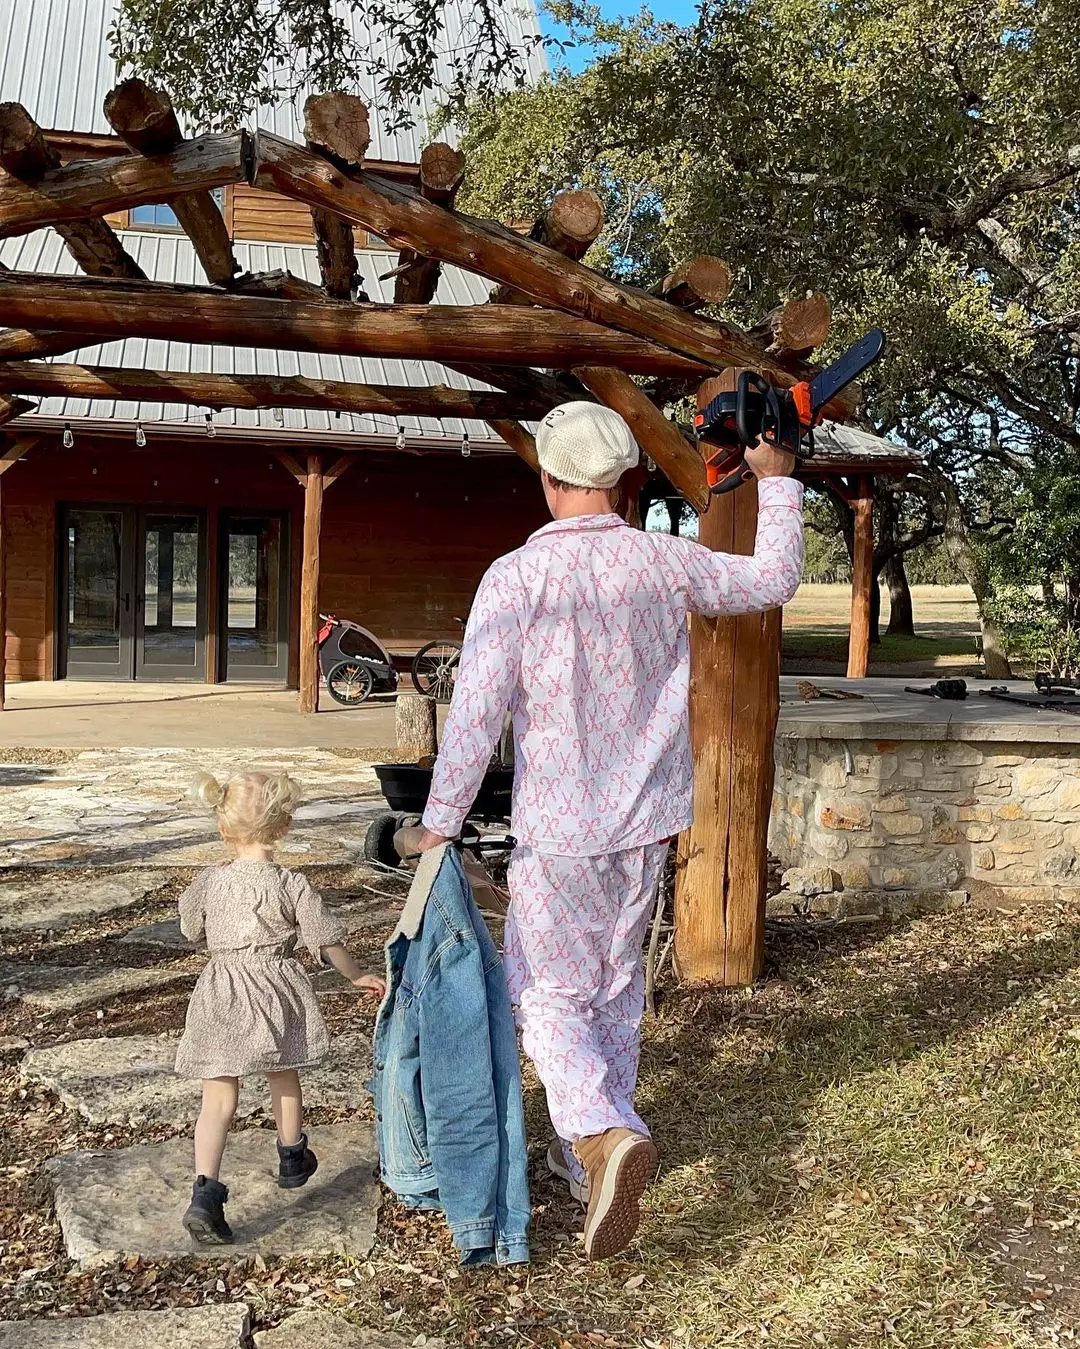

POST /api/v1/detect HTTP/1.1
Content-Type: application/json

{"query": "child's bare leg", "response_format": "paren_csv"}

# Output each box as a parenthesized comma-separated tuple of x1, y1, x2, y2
(194, 1076, 239, 1178)
(268, 1069, 303, 1146)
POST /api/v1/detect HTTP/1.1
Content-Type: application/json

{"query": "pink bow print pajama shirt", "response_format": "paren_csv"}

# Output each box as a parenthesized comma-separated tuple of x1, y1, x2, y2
(423, 479, 805, 1166)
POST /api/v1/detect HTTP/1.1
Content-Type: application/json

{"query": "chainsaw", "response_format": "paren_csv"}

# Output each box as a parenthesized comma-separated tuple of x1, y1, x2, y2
(693, 328, 887, 495)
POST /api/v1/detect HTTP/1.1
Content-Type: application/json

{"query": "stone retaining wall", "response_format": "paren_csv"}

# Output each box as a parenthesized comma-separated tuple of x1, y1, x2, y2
(770, 735, 1080, 908)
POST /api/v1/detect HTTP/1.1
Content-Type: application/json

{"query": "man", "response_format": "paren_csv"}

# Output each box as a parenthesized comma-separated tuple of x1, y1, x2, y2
(417, 402, 804, 1259)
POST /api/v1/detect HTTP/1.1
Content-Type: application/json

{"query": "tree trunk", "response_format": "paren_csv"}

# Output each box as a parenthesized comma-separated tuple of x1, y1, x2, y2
(884, 552, 915, 636)
(940, 476, 1011, 677)
(869, 569, 882, 646)
(396, 694, 438, 762)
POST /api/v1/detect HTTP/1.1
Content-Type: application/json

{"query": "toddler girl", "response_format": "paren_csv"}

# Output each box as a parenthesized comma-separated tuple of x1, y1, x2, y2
(174, 769, 384, 1245)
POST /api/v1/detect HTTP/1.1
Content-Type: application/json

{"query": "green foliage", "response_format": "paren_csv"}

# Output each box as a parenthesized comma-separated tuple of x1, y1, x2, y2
(111, 0, 543, 131)
(904, 537, 956, 586)
(986, 584, 1080, 675)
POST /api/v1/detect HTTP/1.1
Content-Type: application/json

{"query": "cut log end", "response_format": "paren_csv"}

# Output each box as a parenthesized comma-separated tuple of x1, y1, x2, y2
(102, 78, 179, 153)
(0, 102, 52, 180)
(419, 143, 466, 198)
(539, 188, 605, 258)
(304, 92, 371, 167)
(653, 257, 733, 311)
(752, 291, 832, 357)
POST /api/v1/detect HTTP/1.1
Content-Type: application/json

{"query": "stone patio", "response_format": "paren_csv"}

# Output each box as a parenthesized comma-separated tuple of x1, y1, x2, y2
(0, 870, 173, 932)
(253, 1310, 444, 1347)
(0, 961, 192, 1013)
(47, 1121, 380, 1268)
(22, 1030, 372, 1126)
(0, 1305, 251, 1348)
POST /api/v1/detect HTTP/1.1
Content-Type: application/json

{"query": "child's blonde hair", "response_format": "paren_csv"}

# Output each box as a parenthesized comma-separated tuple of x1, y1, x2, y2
(193, 770, 301, 846)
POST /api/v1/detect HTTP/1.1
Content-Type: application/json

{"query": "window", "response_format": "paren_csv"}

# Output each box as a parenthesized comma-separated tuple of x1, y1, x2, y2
(129, 189, 225, 230)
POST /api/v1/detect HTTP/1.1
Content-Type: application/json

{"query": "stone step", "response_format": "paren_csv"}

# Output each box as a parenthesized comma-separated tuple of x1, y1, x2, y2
(0, 1303, 250, 1348)
(22, 1031, 372, 1126)
(47, 1121, 379, 1269)
(0, 961, 190, 1013)
(254, 1309, 444, 1348)
(0, 870, 173, 933)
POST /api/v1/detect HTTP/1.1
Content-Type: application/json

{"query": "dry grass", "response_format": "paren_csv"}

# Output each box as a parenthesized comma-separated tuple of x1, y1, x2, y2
(3, 886, 1080, 1346)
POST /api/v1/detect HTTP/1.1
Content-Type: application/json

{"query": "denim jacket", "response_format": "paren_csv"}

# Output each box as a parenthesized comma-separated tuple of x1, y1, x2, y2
(370, 843, 530, 1265)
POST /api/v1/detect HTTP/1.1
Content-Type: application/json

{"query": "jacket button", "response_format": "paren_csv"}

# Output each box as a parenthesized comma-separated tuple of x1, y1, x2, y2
(376, 1112, 383, 1121)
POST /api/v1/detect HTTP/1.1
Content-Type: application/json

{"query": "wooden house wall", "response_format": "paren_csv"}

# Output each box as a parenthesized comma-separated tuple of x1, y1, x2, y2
(2, 434, 544, 682)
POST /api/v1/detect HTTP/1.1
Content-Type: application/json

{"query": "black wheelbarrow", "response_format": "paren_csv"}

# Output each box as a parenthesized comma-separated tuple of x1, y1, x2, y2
(363, 762, 515, 867)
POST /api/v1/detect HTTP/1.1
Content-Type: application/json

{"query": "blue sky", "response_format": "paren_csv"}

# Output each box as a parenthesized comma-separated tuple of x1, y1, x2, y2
(540, 0, 699, 71)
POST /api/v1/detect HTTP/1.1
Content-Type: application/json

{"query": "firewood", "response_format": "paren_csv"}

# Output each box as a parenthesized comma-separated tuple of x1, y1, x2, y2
(650, 257, 733, 312)
(396, 694, 438, 761)
(395, 143, 467, 305)
(103, 79, 239, 287)
(490, 188, 604, 304)
(0, 101, 144, 280)
(750, 292, 831, 358)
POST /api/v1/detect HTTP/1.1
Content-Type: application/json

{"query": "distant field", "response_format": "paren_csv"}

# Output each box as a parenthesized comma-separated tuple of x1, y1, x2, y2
(783, 583, 981, 671)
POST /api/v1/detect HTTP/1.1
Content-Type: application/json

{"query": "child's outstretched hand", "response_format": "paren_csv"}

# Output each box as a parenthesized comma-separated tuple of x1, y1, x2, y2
(352, 974, 385, 998)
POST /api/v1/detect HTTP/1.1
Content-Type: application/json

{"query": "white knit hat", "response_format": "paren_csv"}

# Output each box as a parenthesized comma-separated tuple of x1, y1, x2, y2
(535, 401, 639, 489)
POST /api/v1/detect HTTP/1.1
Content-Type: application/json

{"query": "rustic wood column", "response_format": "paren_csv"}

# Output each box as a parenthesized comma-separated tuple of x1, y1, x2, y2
(847, 477, 874, 679)
(298, 454, 324, 714)
(674, 372, 782, 985)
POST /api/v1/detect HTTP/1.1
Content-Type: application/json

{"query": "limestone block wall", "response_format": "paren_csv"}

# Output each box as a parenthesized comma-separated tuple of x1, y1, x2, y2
(770, 736, 1080, 906)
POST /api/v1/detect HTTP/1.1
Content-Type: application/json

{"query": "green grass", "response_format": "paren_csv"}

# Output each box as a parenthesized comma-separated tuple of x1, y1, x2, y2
(782, 629, 979, 665)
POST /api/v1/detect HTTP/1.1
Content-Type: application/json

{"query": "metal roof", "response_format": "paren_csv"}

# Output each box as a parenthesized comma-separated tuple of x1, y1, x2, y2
(811, 421, 922, 467)
(0, 0, 547, 160)
(0, 228, 510, 443)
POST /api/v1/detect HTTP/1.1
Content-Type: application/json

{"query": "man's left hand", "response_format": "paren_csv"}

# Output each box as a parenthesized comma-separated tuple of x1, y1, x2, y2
(416, 828, 450, 853)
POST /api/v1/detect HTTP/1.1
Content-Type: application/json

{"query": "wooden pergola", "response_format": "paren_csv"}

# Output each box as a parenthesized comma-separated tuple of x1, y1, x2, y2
(0, 79, 897, 985)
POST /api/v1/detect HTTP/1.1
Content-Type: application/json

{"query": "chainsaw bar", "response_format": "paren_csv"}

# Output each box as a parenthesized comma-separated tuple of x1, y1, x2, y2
(808, 327, 886, 418)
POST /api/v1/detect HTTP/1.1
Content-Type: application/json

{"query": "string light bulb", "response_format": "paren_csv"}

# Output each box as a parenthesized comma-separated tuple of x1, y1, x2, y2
(62, 423, 74, 449)
(460, 431, 471, 458)
(135, 422, 147, 448)
(396, 425, 406, 450)
(204, 413, 217, 439)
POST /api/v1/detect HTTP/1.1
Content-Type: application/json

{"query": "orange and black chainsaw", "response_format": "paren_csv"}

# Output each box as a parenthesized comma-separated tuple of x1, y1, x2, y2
(694, 328, 886, 495)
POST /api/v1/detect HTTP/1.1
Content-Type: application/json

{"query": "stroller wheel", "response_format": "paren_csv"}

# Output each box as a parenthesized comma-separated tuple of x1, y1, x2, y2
(364, 812, 403, 867)
(327, 660, 375, 706)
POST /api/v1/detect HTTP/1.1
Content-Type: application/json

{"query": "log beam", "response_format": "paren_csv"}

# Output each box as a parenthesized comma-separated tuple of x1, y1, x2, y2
(674, 370, 782, 985)
(252, 132, 860, 418)
(0, 361, 549, 421)
(0, 131, 249, 238)
(103, 79, 240, 288)
(490, 189, 604, 304)
(299, 454, 324, 714)
(847, 477, 874, 678)
(573, 366, 709, 512)
(650, 257, 733, 312)
(304, 94, 370, 300)
(394, 143, 467, 305)
(0, 272, 712, 376)
(232, 269, 327, 302)
(0, 396, 34, 427)
(0, 101, 144, 279)
(750, 292, 832, 358)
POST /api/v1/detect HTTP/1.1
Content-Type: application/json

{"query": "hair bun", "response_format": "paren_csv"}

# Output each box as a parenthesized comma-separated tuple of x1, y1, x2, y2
(193, 771, 227, 809)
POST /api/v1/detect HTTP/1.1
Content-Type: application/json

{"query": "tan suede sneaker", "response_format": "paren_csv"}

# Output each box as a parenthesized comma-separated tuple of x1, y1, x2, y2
(574, 1128, 658, 1260)
(546, 1138, 589, 1207)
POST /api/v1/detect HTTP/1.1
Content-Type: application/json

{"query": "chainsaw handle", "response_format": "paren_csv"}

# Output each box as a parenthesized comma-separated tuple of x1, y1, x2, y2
(736, 370, 769, 448)
(710, 457, 756, 495)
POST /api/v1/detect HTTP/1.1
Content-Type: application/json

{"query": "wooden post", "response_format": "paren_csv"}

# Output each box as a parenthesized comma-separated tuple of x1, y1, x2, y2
(396, 694, 438, 762)
(298, 454, 324, 714)
(674, 371, 782, 985)
(847, 478, 874, 679)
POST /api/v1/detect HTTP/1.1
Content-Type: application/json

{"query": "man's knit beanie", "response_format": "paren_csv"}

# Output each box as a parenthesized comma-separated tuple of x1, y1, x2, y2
(534, 401, 639, 489)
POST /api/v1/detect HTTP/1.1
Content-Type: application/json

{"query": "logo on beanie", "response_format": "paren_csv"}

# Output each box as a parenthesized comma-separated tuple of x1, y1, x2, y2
(540, 407, 567, 428)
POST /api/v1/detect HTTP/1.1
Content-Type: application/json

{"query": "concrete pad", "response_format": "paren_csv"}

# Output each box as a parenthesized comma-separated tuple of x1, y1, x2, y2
(22, 1031, 372, 1126)
(0, 1304, 251, 1348)
(0, 871, 173, 932)
(254, 1310, 444, 1348)
(0, 961, 189, 1013)
(47, 1122, 379, 1268)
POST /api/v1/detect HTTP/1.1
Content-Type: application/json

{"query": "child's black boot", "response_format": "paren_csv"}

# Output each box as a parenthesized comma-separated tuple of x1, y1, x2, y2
(278, 1133, 319, 1189)
(182, 1175, 234, 1245)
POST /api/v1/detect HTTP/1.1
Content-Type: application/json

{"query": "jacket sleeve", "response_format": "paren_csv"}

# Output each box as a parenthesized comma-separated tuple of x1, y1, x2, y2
(422, 561, 522, 839)
(684, 476, 805, 616)
(417, 921, 501, 1257)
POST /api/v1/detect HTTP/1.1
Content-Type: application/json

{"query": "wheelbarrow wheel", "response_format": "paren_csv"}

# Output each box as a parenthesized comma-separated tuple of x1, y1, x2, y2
(327, 660, 375, 706)
(364, 812, 402, 867)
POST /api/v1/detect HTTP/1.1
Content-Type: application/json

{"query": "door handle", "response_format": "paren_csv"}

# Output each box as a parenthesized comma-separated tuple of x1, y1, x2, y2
(122, 592, 130, 612)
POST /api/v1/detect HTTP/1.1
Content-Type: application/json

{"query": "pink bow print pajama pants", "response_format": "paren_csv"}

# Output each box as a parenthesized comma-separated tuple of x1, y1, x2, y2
(503, 842, 669, 1175)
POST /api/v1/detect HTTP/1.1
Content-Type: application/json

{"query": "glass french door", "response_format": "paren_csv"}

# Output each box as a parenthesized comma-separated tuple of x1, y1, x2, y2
(221, 513, 290, 682)
(60, 506, 207, 680)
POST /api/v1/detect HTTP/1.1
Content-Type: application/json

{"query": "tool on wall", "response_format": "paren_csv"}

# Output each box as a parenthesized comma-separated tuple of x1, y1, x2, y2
(694, 328, 887, 495)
